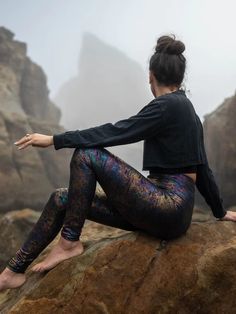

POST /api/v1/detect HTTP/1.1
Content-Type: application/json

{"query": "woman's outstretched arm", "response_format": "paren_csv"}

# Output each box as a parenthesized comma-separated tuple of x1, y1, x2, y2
(13, 97, 167, 150)
(53, 97, 167, 150)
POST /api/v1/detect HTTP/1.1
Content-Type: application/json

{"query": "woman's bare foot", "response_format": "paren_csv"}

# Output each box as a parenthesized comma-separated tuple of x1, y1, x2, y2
(0, 267, 26, 292)
(31, 236, 84, 272)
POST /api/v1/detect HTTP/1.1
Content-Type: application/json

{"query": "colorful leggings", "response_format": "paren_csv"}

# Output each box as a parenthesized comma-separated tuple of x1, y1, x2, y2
(6, 147, 195, 273)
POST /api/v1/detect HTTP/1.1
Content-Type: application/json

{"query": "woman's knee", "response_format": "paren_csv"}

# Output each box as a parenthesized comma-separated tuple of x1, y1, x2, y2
(49, 188, 68, 209)
(70, 147, 107, 168)
(70, 147, 92, 166)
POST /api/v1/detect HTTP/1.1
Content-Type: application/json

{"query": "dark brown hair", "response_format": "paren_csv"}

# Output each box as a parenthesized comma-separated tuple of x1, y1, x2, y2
(149, 34, 186, 87)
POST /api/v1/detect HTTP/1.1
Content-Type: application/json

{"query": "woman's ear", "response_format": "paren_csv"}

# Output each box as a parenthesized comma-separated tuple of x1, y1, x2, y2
(149, 71, 153, 84)
(149, 71, 157, 97)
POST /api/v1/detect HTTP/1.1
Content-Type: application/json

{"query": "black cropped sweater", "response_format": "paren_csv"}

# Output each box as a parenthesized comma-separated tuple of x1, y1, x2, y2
(53, 89, 227, 219)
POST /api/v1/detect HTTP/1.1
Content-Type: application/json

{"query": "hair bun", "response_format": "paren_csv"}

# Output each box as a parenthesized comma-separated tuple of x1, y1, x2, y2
(155, 34, 185, 55)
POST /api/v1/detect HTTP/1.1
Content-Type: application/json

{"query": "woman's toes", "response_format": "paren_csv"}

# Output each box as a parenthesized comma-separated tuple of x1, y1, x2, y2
(31, 264, 42, 272)
(31, 263, 48, 273)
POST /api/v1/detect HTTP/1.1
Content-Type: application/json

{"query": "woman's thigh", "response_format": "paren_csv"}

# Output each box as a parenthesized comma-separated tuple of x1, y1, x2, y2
(57, 186, 140, 232)
(84, 148, 195, 239)
(87, 186, 140, 232)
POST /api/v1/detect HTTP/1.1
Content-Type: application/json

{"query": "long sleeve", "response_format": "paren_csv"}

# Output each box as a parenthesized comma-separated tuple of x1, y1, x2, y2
(195, 115, 227, 219)
(53, 97, 167, 150)
(196, 162, 227, 219)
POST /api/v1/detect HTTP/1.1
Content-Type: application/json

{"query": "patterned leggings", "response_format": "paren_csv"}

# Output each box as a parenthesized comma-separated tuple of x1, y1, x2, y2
(6, 147, 195, 273)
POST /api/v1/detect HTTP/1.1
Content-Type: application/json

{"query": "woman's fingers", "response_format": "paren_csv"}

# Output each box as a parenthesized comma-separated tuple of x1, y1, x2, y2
(219, 210, 236, 222)
(14, 133, 53, 149)
(17, 139, 33, 150)
(228, 211, 236, 222)
(14, 134, 32, 146)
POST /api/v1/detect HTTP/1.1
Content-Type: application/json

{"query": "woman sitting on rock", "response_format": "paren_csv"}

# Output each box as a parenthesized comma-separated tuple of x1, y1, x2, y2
(0, 34, 235, 291)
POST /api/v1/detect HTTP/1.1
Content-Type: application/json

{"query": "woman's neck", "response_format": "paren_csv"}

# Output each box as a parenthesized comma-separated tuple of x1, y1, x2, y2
(154, 84, 179, 97)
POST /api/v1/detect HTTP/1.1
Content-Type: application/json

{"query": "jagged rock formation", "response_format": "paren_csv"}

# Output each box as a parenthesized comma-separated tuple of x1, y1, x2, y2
(202, 92, 236, 208)
(54, 32, 152, 170)
(0, 206, 236, 313)
(0, 27, 71, 212)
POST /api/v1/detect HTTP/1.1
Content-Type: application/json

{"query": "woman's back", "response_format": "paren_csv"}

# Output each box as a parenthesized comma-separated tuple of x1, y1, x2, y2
(142, 89, 205, 170)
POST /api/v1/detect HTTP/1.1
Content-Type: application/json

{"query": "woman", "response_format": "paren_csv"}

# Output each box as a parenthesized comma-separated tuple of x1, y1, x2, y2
(0, 34, 235, 292)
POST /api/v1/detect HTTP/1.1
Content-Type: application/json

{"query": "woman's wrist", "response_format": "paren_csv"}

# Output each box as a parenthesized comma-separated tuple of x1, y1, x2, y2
(218, 210, 236, 222)
(49, 135, 54, 145)
(218, 212, 227, 220)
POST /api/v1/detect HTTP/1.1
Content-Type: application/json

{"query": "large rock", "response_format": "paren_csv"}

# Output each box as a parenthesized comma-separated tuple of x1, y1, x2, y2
(0, 209, 40, 272)
(201, 91, 236, 208)
(0, 26, 72, 212)
(0, 210, 236, 313)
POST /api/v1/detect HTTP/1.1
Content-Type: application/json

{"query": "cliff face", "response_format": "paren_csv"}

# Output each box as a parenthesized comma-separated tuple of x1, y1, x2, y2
(54, 32, 152, 171)
(194, 92, 236, 209)
(0, 27, 71, 212)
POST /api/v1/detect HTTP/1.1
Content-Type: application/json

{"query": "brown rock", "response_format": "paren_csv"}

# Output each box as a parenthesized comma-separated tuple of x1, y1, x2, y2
(20, 57, 61, 124)
(192, 205, 213, 222)
(0, 218, 236, 313)
(0, 209, 40, 272)
(0, 27, 72, 212)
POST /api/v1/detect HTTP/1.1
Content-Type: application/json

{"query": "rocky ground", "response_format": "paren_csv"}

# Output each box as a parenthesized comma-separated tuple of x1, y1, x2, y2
(0, 203, 236, 313)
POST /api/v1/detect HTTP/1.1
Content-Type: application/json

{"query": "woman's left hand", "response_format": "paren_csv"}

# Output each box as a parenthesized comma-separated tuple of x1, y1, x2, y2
(14, 133, 54, 150)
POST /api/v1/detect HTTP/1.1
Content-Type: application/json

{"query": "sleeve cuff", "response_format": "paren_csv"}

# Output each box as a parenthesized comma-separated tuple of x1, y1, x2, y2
(53, 133, 65, 150)
(215, 209, 227, 219)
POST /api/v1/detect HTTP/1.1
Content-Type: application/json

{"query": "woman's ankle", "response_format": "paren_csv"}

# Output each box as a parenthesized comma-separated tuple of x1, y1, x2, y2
(4, 267, 16, 275)
(0, 267, 26, 291)
(2, 267, 25, 276)
(58, 236, 81, 250)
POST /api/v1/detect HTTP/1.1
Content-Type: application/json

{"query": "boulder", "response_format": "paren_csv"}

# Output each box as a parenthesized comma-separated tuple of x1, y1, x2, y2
(0, 214, 236, 313)
(0, 209, 40, 272)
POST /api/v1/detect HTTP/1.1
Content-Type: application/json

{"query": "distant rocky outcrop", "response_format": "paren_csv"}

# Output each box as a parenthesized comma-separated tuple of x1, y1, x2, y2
(194, 92, 236, 211)
(0, 27, 71, 212)
(201, 92, 236, 209)
(54, 32, 153, 170)
(1, 206, 236, 313)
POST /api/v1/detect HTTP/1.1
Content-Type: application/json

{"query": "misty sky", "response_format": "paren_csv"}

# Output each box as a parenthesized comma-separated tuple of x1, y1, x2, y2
(0, 0, 235, 120)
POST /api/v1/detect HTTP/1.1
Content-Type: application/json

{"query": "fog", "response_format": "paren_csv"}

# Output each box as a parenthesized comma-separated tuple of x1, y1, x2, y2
(0, 0, 235, 120)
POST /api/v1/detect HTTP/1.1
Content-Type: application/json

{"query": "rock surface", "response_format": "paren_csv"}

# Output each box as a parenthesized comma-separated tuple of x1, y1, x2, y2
(201, 91, 236, 208)
(0, 26, 72, 212)
(0, 209, 40, 272)
(0, 207, 236, 313)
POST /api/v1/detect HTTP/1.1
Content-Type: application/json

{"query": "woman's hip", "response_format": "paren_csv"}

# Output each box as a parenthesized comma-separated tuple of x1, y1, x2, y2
(145, 173, 195, 239)
(147, 173, 195, 203)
